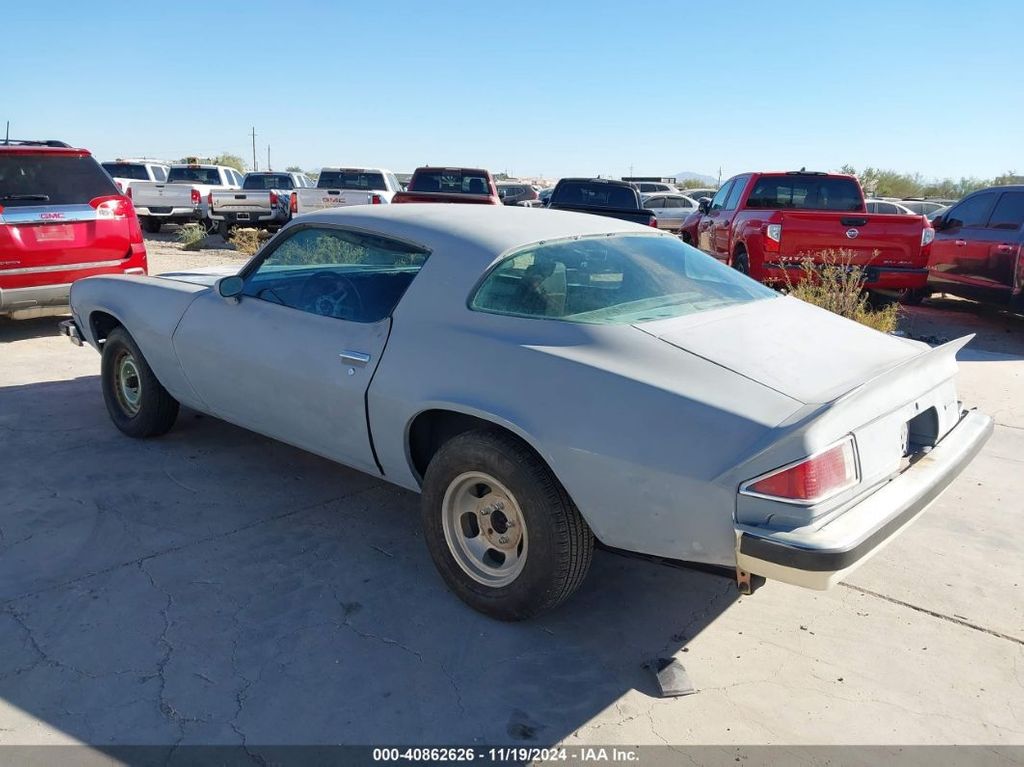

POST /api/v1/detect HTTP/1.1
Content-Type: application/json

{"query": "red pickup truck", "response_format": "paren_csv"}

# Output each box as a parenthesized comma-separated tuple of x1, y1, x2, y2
(392, 167, 501, 205)
(1, 140, 147, 320)
(679, 171, 934, 291)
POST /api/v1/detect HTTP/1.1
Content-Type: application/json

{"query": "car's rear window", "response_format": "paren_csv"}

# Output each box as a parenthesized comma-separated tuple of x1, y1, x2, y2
(0, 154, 117, 207)
(167, 167, 223, 185)
(242, 174, 296, 190)
(471, 234, 777, 324)
(318, 170, 387, 190)
(745, 175, 863, 212)
(552, 182, 638, 209)
(409, 169, 491, 195)
(101, 162, 150, 180)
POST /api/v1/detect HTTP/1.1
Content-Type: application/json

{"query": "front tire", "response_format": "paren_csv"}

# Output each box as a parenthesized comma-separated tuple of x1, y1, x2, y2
(421, 429, 593, 621)
(101, 327, 179, 438)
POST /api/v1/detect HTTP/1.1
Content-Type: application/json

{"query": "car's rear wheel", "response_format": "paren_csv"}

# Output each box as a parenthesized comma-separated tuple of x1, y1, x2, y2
(217, 220, 232, 239)
(141, 217, 161, 234)
(101, 327, 179, 438)
(421, 429, 593, 621)
(897, 288, 928, 306)
(732, 247, 750, 275)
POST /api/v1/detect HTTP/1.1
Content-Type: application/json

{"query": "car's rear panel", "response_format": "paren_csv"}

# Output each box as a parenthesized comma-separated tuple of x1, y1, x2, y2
(0, 148, 147, 316)
(776, 210, 926, 267)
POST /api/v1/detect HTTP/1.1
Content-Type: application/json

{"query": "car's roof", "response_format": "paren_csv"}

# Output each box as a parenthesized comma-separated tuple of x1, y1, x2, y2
(294, 203, 663, 258)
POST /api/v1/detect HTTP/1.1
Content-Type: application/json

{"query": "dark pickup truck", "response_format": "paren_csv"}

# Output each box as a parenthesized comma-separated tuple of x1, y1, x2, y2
(547, 178, 658, 227)
(391, 167, 501, 205)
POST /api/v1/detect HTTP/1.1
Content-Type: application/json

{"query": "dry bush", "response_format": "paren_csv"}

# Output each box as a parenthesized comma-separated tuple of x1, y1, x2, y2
(782, 249, 900, 334)
(176, 223, 208, 251)
(228, 227, 263, 256)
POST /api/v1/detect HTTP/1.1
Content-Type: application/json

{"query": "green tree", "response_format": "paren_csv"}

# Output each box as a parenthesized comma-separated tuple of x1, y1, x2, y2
(211, 153, 247, 172)
(285, 165, 304, 173)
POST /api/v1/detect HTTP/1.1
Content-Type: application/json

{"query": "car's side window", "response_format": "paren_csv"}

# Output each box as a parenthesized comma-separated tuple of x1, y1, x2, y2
(944, 192, 997, 229)
(241, 227, 430, 323)
(645, 197, 665, 209)
(724, 177, 747, 210)
(709, 180, 734, 212)
(986, 192, 1024, 230)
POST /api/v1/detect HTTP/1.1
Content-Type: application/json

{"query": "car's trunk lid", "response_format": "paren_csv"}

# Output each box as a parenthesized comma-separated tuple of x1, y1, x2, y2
(634, 295, 924, 404)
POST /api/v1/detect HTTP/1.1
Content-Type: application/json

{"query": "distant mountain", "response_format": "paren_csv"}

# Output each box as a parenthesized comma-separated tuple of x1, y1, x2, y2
(672, 171, 717, 185)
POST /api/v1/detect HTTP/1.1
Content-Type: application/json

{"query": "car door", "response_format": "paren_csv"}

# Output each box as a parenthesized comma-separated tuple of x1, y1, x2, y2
(972, 190, 1024, 292)
(172, 224, 430, 473)
(930, 190, 999, 292)
(697, 180, 734, 255)
(713, 175, 749, 256)
(644, 195, 666, 227)
(663, 196, 694, 229)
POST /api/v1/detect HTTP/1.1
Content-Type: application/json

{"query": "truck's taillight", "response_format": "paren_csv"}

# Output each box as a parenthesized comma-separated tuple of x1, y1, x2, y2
(126, 186, 133, 200)
(290, 192, 298, 214)
(371, 194, 383, 205)
(90, 195, 131, 219)
(207, 192, 214, 209)
(921, 225, 935, 247)
(191, 189, 201, 207)
(763, 223, 782, 254)
(270, 191, 279, 207)
(116, 181, 124, 192)
(741, 438, 858, 504)
(649, 216, 658, 228)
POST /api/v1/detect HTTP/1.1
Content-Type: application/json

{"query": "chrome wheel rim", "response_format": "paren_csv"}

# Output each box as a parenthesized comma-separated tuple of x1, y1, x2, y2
(114, 352, 142, 416)
(441, 471, 528, 587)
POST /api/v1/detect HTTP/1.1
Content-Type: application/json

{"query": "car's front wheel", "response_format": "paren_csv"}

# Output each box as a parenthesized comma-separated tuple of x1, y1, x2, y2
(421, 429, 593, 621)
(101, 327, 179, 438)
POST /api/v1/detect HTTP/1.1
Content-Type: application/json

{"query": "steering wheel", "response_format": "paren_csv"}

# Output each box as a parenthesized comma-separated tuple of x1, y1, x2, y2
(298, 271, 363, 320)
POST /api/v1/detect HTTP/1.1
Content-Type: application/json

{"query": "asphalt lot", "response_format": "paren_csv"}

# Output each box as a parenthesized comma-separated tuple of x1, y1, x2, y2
(1, 236, 1022, 750)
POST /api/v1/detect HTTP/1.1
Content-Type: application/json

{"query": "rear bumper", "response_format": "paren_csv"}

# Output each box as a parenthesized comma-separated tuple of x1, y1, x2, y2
(210, 210, 286, 227)
(58, 318, 83, 346)
(0, 283, 71, 314)
(736, 409, 993, 589)
(135, 206, 201, 220)
(762, 263, 928, 290)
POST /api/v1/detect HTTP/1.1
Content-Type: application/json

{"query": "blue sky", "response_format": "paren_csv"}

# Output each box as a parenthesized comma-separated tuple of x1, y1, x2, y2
(5, 1, 1020, 181)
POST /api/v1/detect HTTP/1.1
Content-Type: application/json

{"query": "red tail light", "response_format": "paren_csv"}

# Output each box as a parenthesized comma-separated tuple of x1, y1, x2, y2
(371, 194, 383, 205)
(90, 195, 131, 219)
(649, 216, 658, 228)
(290, 191, 298, 214)
(127, 186, 133, 200)
(763, 223, 782, 254)
(191, 188, 201, 206)
(741, 438, 858, 504)
(270, 191, 279, 207)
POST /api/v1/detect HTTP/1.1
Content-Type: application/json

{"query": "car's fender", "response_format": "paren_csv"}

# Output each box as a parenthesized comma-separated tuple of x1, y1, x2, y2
(70, 275, 209, 410)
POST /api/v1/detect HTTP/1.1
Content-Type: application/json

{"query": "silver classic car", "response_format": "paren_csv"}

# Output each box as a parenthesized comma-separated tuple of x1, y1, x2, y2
(60, 205, 992, 620)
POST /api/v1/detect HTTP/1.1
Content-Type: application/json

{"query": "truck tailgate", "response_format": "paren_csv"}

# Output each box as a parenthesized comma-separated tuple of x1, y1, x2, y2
(132, 183, 194, 208)
(779, 211, 926, 267)
(211, 191, 273, 213)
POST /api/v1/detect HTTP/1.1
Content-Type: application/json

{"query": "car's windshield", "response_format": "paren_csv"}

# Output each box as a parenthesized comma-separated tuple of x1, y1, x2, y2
(745, 175, 863, 211)
(101, 163, 150, 180)
(167, 167, 222, 185)
(409, 169, 490, 195)
(317, 170, 387, 190)
(471, 234, 777, 324)
(0, 154, 117, 206)
(242, 174, 296, 190)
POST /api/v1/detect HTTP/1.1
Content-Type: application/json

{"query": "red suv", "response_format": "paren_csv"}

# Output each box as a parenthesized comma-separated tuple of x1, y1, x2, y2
(0, 140, 147, 320)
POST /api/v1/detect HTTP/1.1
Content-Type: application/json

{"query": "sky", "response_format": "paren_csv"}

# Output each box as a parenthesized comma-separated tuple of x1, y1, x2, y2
(4, 0, 1021, 182)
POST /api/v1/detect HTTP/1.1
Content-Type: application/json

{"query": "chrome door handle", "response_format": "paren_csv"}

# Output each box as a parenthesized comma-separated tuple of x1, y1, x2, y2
(955, 239, 967, 246)
(339, 351, 371, 367)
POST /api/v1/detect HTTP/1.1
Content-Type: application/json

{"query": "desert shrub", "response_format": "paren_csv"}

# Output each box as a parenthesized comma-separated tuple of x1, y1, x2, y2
(228, 227, 263, 256)
(782, 249, 900, 334)
(176, 223, 208, 251)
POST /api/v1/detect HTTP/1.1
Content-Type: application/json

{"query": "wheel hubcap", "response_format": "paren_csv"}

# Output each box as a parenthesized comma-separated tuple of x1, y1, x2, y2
(114, 352, 142, 416)
(441, 472, 527, 587)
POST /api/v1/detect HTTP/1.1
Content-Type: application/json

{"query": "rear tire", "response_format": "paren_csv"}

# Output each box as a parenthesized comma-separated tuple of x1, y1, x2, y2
(141, 217, 161, 234)
(732, 247, 750, 275)
(421, 429, 593, 621)
(101, 327, 179, 438)
(898, 288, 928, 306)
(217, 220, 232, 239)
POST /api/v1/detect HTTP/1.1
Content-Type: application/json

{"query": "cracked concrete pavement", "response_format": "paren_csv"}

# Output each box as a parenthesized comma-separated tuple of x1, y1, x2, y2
(0, 241, 1021, 747)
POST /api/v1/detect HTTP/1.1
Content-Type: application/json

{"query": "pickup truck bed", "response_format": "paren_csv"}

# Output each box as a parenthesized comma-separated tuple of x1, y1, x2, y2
(547, 178, 657, 227)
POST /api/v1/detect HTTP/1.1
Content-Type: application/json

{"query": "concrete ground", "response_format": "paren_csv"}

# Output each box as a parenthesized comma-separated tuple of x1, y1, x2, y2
(0, 236, 1021, 749)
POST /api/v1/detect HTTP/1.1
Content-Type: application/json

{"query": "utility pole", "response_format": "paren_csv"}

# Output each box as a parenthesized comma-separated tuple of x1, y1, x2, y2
(251, 127, 257, 171)
(3, 121, 9, 145)
(266, 144, 271, 171)
(717, 166, 722, 187)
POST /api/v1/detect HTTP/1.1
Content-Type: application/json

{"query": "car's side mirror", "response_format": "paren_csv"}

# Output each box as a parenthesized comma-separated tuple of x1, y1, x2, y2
(217, 275, 244, 301)
(698, 198, 711, 214)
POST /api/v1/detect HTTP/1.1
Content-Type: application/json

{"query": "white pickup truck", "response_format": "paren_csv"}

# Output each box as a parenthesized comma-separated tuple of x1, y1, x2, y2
(101, 159, 170, 195)
(208, 171, 313, 236)
(130, 163, 245, 233)
(293, 167, 402, 215)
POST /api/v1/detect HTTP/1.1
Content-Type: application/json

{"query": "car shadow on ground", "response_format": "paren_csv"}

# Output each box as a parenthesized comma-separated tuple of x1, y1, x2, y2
(0, 315, 69, 342)
(0, 375, 738, 748)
